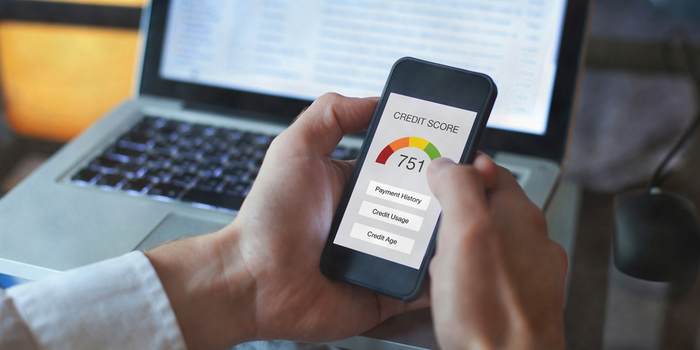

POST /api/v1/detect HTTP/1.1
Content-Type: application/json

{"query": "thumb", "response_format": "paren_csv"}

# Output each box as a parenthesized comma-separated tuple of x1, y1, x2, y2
(427, 158, 489, 223)
(278, 93, 378, 158)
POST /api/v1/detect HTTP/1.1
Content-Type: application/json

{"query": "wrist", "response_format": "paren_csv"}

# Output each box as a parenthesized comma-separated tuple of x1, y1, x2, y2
(145, 226, 257, 350)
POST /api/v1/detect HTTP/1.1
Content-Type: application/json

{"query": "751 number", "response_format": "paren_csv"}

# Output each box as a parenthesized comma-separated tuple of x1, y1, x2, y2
(398, 154, 425, 172)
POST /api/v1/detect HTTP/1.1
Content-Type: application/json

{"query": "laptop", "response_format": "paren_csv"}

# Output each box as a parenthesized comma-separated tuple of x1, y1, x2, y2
(0, 0, 590, 286)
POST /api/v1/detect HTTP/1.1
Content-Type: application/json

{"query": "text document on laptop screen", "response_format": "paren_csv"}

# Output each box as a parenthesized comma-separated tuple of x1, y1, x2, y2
(159, 0, 566, 135)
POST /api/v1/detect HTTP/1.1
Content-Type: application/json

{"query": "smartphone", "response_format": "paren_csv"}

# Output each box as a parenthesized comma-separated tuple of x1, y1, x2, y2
(320, 57, 498, 301)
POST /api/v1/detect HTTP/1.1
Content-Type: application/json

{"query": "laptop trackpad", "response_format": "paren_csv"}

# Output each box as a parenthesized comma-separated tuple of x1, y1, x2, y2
(135, 214, 230, 251)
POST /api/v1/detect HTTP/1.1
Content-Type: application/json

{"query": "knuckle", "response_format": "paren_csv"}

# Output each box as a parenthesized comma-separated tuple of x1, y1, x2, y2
(266, 133, 286, 155)
(529, 207, 548, 232)
(496, 165, 514, 180)
(552, 242, 569, 274)
(316, 92, 341, 102)
(315, 93, 344, 113)
(459, 219, 500, 248)
(436, 215, 498, 255)
(445, 164, 481, 185)
(515, 199, 547, 232)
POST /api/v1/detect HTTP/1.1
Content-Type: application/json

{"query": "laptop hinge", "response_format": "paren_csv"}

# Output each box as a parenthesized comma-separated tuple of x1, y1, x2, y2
(138, 95, 185, 110)
(183, 100, 294, 126)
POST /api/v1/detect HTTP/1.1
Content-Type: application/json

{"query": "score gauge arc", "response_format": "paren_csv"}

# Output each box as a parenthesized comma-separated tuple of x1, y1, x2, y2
(375, 137, 441, 164)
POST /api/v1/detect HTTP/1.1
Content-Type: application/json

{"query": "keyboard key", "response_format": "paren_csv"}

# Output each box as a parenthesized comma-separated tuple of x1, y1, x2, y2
(223, 183, 247, 196)
(177, 150, 202, 161)
(222, 167, 245, 178)
(330, 148, 346, 160)
(197, 164, 223, 178)
(248, 167, 260, 179)
(170, 174, 196, 187)
(154, 135, 172, 148)
(225, 158, 247, 168)
(196, 178, 222, 192)
(148, 183, 184, 198)
(117, 139, 152, 152)
(111, 146, 145, 159)
(151, 146, 176, 157)
(123, 178, 150, 192)
(202, 126, 217, 137)
(72, 168, 100, 183)
(178, 122, 192, 133)
(90, 157, 122, 174)
(160, 120, 182, 135)
(96, 174, 125, 188)
(121, 164, 146, 178)
(223, 174, 239, 183)
(177, 137, 192, 148)
(199, 141, 215, 153)
(127, 124, 155, 137)
(239, 171, 254, 183)
(144, 169, 170, 183)
(251, 156, 264, 168)
(181, 189, 245, 210)
(242, 145, 255, 156)
(225, 130, 242, 141)
(255, 135, 271, 146)
(140, 116, 162, 127)
(202, 150, 228, 164)
(147, 158, 172, 170)
(91, 156, 122, 168)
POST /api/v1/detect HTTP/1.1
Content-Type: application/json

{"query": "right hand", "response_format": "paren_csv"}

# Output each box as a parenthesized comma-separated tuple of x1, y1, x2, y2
(426, 156, 568, 350)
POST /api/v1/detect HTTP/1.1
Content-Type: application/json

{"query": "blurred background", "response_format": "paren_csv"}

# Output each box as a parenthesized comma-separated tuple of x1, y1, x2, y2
(0, 0, 143, 195)
(0, 0, 699, 349)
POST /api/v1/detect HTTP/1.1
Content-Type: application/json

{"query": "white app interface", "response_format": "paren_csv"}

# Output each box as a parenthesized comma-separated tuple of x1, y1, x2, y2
(333, 93, 477, 269)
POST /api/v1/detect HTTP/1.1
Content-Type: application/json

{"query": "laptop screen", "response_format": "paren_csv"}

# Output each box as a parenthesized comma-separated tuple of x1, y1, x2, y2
(139, 0, 590, 162)
(158, 0, 566, 136)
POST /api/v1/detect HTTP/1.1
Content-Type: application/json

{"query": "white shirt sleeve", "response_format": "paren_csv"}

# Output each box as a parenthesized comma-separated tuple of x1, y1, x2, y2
(0, 251, 187, 350)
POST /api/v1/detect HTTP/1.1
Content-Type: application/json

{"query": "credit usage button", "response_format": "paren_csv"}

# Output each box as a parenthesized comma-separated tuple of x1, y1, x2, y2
(349, 223, 415, 254)
(358, 201, 424, 231)
(366, 180, 431, 211)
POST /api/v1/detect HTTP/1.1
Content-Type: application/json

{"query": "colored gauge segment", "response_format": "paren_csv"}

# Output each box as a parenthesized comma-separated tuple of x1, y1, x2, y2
(375, 137, 441, 164)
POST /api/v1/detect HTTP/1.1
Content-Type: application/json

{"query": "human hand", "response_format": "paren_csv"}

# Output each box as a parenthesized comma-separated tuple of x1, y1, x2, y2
(426, 158, 568, 350)
(147, 93, 429, 350)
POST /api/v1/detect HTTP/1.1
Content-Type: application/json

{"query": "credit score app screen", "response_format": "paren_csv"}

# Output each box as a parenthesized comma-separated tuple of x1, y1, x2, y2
(334, 93, 477, 269)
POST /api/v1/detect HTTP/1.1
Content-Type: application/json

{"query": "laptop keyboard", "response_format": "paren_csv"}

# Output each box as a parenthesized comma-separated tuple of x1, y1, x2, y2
(70, 116, 360, 211)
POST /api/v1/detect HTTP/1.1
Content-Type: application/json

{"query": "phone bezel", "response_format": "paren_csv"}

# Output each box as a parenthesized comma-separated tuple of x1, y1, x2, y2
(320, 57, 498, 301)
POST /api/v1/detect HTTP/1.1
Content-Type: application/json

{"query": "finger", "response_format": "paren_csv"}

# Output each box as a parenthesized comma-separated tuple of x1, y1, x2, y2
(551, 241, 569, 281)
(426, 158, 489, 222)
(406, 290, 432, 311)
(329, 159, 356, 182)
(472, 152, 498, 190)
(488, 166, 549, 239)
(374, 292, 431, 324)
(278, 93, 378, 157)
(485, 166, 533, 210)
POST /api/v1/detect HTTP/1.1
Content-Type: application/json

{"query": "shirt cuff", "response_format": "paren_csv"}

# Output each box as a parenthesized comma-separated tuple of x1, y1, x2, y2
(7, 251, 187, 350)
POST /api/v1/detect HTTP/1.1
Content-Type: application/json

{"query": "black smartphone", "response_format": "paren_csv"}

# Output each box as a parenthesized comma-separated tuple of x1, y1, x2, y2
(320, 57, 498, 301)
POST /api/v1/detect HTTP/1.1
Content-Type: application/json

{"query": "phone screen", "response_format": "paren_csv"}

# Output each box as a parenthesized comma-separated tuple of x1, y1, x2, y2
(333, 92, 477, 269)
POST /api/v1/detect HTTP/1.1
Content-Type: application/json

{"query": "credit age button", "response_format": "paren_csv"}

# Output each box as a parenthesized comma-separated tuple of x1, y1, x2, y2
(349, 223, 415, 254)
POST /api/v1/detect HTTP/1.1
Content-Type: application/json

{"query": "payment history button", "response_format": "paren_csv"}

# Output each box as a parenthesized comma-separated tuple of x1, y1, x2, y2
(366, 180, 431, 210)
(349, 223, 415, 254)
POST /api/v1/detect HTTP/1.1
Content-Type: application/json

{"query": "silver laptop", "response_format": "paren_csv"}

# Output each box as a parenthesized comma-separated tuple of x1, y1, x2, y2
(0, 0, 589, 283)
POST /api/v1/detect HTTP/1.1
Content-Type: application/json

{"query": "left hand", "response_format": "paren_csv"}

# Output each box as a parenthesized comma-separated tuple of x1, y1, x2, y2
(147, 93, 429, 350)
(229, 93, 431, 342)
